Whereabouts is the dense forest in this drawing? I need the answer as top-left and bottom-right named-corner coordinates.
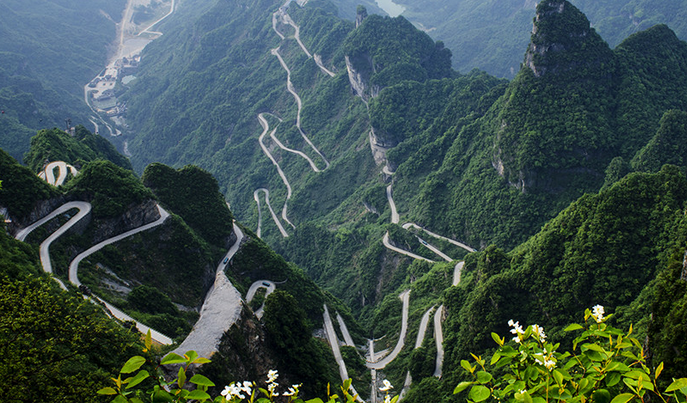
top-left (1, 0), bottom-right (687, 401)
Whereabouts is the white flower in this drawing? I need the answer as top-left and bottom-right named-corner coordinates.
top-left (268, 382), bottom-right (279, 396)
top-left (544, 359), bottom-right (556, 370)
top-left (384, 395), bottom-right (392, 403)
top-left (380, 379), bottom-right (394, 392)
top-left (531, 324), bottom-right (546, 342)
top-left (284, 384), bottom-right (301, 397)
top-left (267, 369), bottom-right (279, 384)
top-left (509, 320), bottom-right (525, 343)
top-left (221, 385), bottom-right (232, 398)
top-left (221, 383), bottom-right (245, 400)
top-left (592, 305), bottom-right (605, 323)
top-left (240, 381), bottom-right (253, 395)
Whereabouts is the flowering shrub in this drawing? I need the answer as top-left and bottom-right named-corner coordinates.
top-left (98, 332), bottom-right (375, 403)
top-left (454, 306), bottom-right (687, 403)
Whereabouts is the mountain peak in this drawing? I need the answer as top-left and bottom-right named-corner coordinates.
top-left (524, 0), bottom-right (610, 77)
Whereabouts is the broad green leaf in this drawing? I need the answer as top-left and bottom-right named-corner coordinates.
top-left (343, 378), bottom-right (352, 391)
top-left (177, 366), bottom-right (186, 388)
top-left (495, 356), bottom-right (513, 368)
top-left (454, 381), bottom-right (474, 394)
top-left (626, 371), bottom-right (651, 383)
top-left (477, 371), bottom-right (493, 384)
top-left (125, 370), bottom-right (150, 389)
top-left (492, 332), bottom-right (504, 346)
top-left (184, 350), bottom-right (199, 362)
top-left (121, 356), bottom-right (146, 374)
top-left (607, 361), bottom-right (630, 372)
top-left (145, 330), bottom-right (152, 351)
top-left (190, 374), bottom-right (215, 387)
top-left (305, 399), bottom-right (325, 403)
top-left (187, 390), bottom-right (212, 400)
top-left (606, 372), bottom-right (621, 387)
top-left (666, 378), bottom-right (687, 392)
top-left (461, 360), bottom-right (474, 373)
top-left (491, 352), bottom-right (501, 365)
top-left (564, 324), bottom-right (584, 332)
top-left (582, 343), bottom-right (606, 353)
top-left (160, 353), bottom-right (186, 365)
top-left (609, 393), bottom-right (634, 403)
top-left (500, 346), bottom-right (518, 357)
top-left (193, 357), bottom-right (211, 365)
top-left (152, 389), bottom-right (174, 402)
top-left (552, 369), bottom-right (564, 386)
top-left (655, 362), bottom-right (664, 379)
top-left (113, 395), bottom-right (128, 403)
top-left (583, 349), bottom-right (605, 362)
top-left (593, 389), bottom-right (611, 403)
top-left (97, 387), bottom-right (117, 395)
top-left (469, 385), bottom-right (491, 402)
top-left (524, 366), bottom-right (539, 382)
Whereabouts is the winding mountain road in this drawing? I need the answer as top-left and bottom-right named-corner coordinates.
top-left (270, 46), bottom-right (330, 170)
top-left (171, 223), bottom-right (245, 358)
top-left (253, 188), bottom-right (289, 238)
top-left (336, 312), bottom-right (356, 347)
top-left (453, 261), bottom-right (464, 286)
top-left (15, 201), bottom-right (174, 345)
top-left (366, 289), bottom-right (410, 370)
top-left (386, 185), bottom-right (399, 224)
top-left (433, 305), bottom-right (445, 378)
top-left (253, 7), bottom-right (338, 237)
top-left (38, 161), bottom-right (79, 187)
top-left (382, 232), bottom-right (435, 263)
top-left (402, 223), bottom-right (476, 253)
top-left (257, 113), bottom-right (295, 232)
top-left (246, 279), bottom-right (275, 319)
top-left (15, 201), bottom-right (91, 290)
top-left (323, 305), bottom-right (364, 402)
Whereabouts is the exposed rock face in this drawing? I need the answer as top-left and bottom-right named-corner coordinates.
top-left (91, 198), bottom-right (161, 243)
top-left (524, 0), bottom-right (607, 77)
top-left (355, 5), bottom-right (368, 28)
top-left (195, 306), bottom-right (283, 394)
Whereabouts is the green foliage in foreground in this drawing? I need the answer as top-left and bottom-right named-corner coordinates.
top-left (0, 276), bottom-right (142, 403)
top-left (454, 309), bottom-right (687, 403)
top-left (101, 331), bottom-right (381, 403)
top-left (23, 126), bottom-right (132, 172)
top-left (65, 159), bottom-right (154, 218)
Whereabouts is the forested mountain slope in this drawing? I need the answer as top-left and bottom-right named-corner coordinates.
top-left (384, 0), bottom-right (687, 77)
top-left (0, 130), bottom-right (350, 399)
top-left (116, 0), bottom-right (687, 324)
